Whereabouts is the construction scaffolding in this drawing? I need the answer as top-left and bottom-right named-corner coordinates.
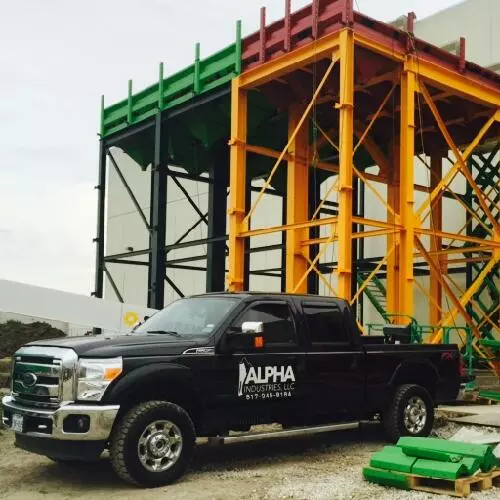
top-left (96, 0), bottom-right (499, 372)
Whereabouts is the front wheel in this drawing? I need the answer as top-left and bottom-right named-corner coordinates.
top-left (110, 401), bottom-right (195, 487)
top-left (383, 384), bottom-right (434, 442)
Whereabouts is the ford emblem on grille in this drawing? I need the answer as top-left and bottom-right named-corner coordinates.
top-left (21, 372), bottom-right (38, 387)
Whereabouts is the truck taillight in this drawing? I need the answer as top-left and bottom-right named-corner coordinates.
top-left (459, 354), bottom-right (466, 377)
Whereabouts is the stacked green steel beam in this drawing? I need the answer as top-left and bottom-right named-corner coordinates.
top-left (364, 437), bottom-right (499, 491)
top-left (101, 22), bottom-right (242, 138)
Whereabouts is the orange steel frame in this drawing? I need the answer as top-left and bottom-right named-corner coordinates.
top-left (227, 19), bottom-right (500, 355)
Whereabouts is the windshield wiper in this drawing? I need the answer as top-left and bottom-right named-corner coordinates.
top-left (147, 330), bottom-right (180, 336)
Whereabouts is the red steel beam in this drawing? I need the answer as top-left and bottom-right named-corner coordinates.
top-left (284, 0), bottom-right (291, 52)
top-left (240, 0), bottom-right (500, 96)
top-left (259, 6), bottom-right (266, 63)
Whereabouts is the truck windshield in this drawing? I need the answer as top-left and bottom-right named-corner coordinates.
top-left (134, 297), bottom-right (238, 338)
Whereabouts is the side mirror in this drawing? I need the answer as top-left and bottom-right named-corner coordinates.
top-left (241, 321), bottom-right (263, 334)
top-left (224, 321), bottom-right (264, 352)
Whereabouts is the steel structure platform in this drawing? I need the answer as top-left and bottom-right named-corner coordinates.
top-left (95, 0), bottom-right (499, 372)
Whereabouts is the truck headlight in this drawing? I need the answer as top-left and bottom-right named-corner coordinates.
top-left (77, 357), bottom-right (123, 401)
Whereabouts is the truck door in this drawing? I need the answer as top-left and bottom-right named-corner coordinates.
top-left (215, 299), bottom-right (307, 424)
top-left (302, 301), bottom-right (365, 418)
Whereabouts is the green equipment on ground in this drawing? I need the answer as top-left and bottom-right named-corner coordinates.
top-left (364, 437), bottom-right (499, 493)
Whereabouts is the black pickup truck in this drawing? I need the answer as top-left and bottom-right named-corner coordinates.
top-left (2, 292), bottom-right (460, 487)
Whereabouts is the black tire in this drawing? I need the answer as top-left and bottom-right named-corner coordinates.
top-left (383, 384), bottom-right (434, 443)
top-left (110, 401), bottom-right (195, 487)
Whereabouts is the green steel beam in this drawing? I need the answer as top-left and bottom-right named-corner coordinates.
top-left (102, 21), bottom-right (243, 138)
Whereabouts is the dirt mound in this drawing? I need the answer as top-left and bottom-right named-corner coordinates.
top-left (0, 321), bottom-right (65, 358)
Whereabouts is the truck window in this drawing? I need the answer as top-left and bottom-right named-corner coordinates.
top-left (302, 303), bottom-right (349, 343)
top-left (233, 302), bottom-right (296, 345)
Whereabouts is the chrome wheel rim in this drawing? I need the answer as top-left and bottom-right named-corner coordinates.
top-left (403, 396), bottom-right (427, 434)
top-left (137, 420), bottom-right (183, 472)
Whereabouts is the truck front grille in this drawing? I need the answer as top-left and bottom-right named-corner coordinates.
top-left (11, 346), bottom-right (77, 408)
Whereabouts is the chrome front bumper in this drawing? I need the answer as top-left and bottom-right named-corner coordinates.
top-left (1, 395), bottom-right (119, 441)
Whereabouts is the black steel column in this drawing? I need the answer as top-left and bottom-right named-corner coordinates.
top-left (243, 177), bottom-right (251, 290)
top-left (148, 112), bottom-right (168, 308)
top-left (206, 143), bottom-right (229, 292)
top-left (281, 191), bottom-right (287, 292)
top-left (465, 159), bottom-right (474, 319)
top-left (93, 140), bottom-right (107, 299)
top-left (358, 180), bottom-right (365, 324)
top-left (350, 176), bottom-right (359, 318)
top-left (308, 174), bottom-right (320, 294)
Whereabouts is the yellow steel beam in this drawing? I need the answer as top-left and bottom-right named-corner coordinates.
top-left (414, 112), bottom-right (496, 221)
top-left (442, 256), bottom-right (491, 265)
top-left (311, 177), bottom-right (339, 220)
top-left (414, 278), bottom-right (444, 319)
top-left (315, 122), bottom-right (396, 217)
top-left (352, 216), bottom-right (404, 230)
top-left (399, 61), bottom-right (416, 319)
top-left (446, 273), bottom-right (500, 334)
top-left (353, 33), bottom-right (405, 62)
top-left (243, 56), bottom-right (338, 227)
top-left (227, 79), bottom-right (247, 291)
top-left (305, 255), bottom-right (338, 297)
top-left (351, 245), bottom-right (394, 305)
top-left (417, 153), bottom-right (494, 237)
top-left (302, 227), bottom-right (399, 247)
top-left (356, 70), bottom-right (401, 91)
top-left (408, 57), bottom-right (500, 107)
top-left (439, 184), bottom-right (496, 251)
top-left (429, 152), bottom-right (443, 325)
top-left (419, 83), bottom-right (500, 235)
top-left (292, 224), bottom-right (338, 294)
top-left (435, 258), bottom-right (498, 341)
top-left (415, 227), bottom-right (500, 248)
top-left (286, 103), bottom-right (309, 293)
top-left (421, 245), bottom-right (494, 257)
top-left (337, 28), bottom-right (355, 300)
top-left (245, 143), bottom-right (339, 175)
top-left (477, 304), bottom-right (500, 332)
top-left (354, 81), bottom-right (397, 154)
top-left (238, 32), bottom-right (340, 89)
top-left (239, 216), bottom-right (338, 239)
top-left (315, 121), bottom-right (391, 174)
top-left (415, 237), bottom-right (480, 343)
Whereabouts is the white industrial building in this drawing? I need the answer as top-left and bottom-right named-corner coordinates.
top-left (104, 0), bottom-right (499, 327)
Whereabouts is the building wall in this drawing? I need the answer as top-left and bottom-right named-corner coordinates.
top-left (104, 0), bottom-right (496, 328)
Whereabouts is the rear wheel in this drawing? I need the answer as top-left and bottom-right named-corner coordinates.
top-left (110, 401), bottom-right (195, 487)
top-left (383, 384), bottom-right (434, 442)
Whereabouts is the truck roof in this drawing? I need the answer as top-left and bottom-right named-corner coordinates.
top-left (191, 291), bottom-right (348, 304)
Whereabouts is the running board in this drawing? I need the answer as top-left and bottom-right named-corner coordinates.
top-left (207, 421), bottom-right (360, 445)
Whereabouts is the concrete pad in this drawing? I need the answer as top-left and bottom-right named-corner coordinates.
top-left (439, 404), bottom-right (500, 416)
top-left (451, 426), bottom-right (500, 444)
top-left (449, 412), bottom-right (500, 428)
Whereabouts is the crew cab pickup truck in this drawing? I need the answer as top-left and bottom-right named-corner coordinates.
top-left (2, 293), bottom-right (461, 487)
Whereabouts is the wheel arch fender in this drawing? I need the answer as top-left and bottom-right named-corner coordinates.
top-left (389, 361), bottom-right (439, 398)
top-left (104, 363), bottom-right (204, 423)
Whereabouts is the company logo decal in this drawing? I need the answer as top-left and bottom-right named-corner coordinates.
top-left (238, 358), bottom-right (295, 400)
top-left (123, 311), bottom-right (140, 327)
top-left (21, 372), bottom-right (38, 388)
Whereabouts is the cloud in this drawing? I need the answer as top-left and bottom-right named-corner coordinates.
top-left (0, 0), bottom-right (462, 296)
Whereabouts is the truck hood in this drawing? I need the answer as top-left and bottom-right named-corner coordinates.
top-left (26, 333), bottom-right (205, 357)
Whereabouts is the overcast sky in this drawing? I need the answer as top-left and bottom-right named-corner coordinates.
top-left (0, 0), bottom-right (461, 296)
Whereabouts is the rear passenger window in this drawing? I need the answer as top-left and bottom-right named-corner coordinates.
top-left (302, 303), bottom-right (349, 343)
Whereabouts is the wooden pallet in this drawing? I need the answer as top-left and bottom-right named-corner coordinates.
top-left (404, 468), bottom-right (499, 497)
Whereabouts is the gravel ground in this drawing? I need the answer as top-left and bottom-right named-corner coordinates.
top-left (0, 421), bottom-right (498, 500)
